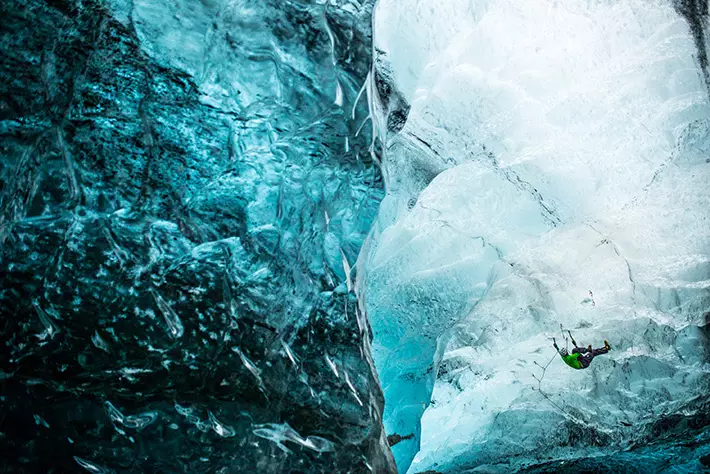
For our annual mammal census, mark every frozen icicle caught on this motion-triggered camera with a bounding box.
[105,401,124,424]
[208,411,235,438]
[343,371,363,407]
[33,302,59,339]
[353,74,369,120]
[280,339,299,368]
[248,267,270,282]
[74,456,112,473]
[322,3,344,107]
[105,401,157,431]
[325,354,339,378]
[341,249,353,293]
[354,114,371,138]
[124,412,158,430]
[233,347,268,397]
[252,422,335,454]
[151,290,184,339]
[323,5,337,67]
[253,424,293,454]
[303,435,335,453]
[335,81,344,107]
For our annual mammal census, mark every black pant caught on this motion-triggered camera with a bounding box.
[573,346,608,368]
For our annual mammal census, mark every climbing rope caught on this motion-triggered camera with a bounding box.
[530,324,575,418]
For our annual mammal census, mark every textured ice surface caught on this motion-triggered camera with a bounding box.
[0,0,395,472]
[362,0,710,472]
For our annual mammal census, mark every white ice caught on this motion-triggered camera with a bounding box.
[361,0,710,472]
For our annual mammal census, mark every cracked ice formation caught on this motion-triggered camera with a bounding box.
[0,0,395,472]
[362,0,710,472]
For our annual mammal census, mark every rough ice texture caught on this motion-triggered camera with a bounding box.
[361,0,710,472]
[0,0,395,472]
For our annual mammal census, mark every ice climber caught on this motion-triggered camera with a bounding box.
[553,331,611,369]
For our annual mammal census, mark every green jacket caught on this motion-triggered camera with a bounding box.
[561,352,583,369]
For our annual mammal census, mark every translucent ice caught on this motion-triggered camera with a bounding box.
[362,0,710,471]
[0,0,393,471]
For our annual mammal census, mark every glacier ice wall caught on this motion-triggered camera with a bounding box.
[361,0,710,472]
[0,0,396,472]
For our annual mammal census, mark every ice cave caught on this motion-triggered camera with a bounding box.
[0,0,708,473]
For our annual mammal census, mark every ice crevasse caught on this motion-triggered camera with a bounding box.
[358,0,710,472]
